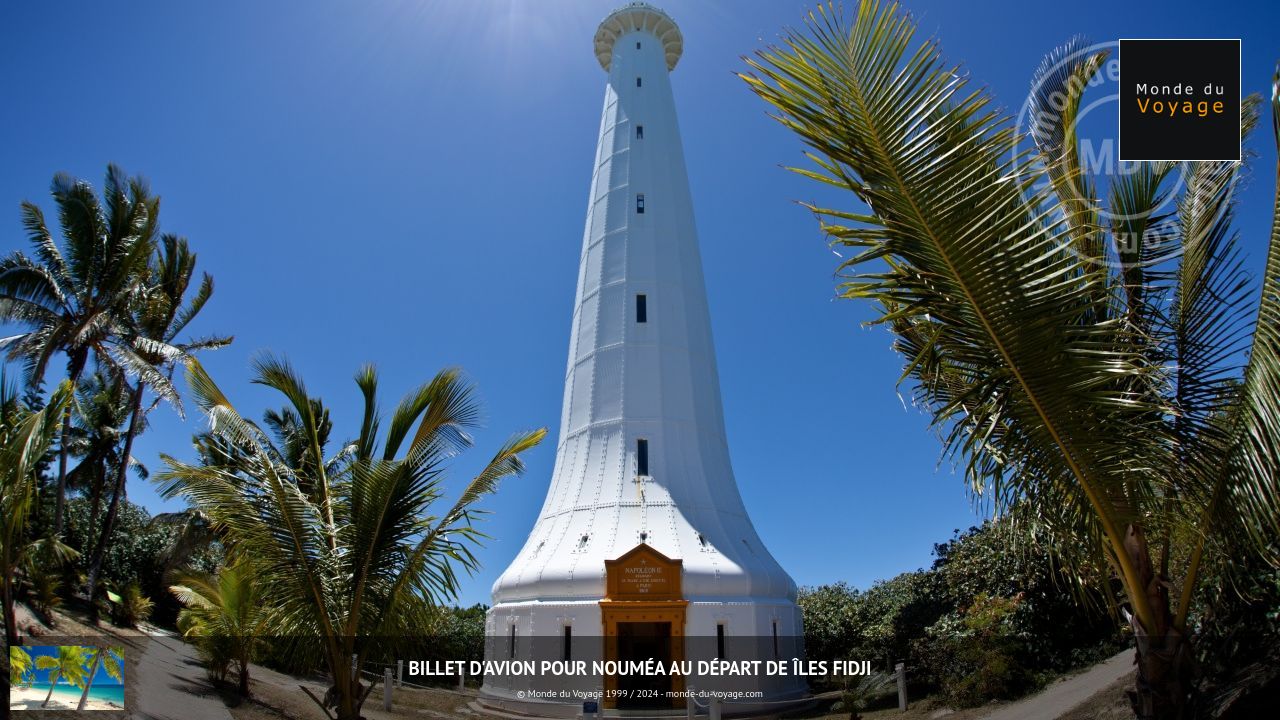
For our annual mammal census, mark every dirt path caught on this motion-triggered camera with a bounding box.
[976,649,1134,720]
[132,628,236,720]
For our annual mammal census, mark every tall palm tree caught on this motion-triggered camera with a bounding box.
[0,381,74,646]
[0,165,159,536]
[76,646,123,711]
[85,235,230,623]
[742,4,1280,718]
[171,561,267,697]
[35,644,88,707]
[157,357,545,720]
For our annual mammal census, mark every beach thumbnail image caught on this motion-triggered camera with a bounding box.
[9,645,124,711]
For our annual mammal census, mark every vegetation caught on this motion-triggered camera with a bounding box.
[36,645,89,707]
[171,561,268,696]
[10,645,34,686]
[77,646,124,711]
[1,166,538,719]
[799,519,1124,706]
[83,234,231,623]
[0,167,166,537]
[157,357,544,719]
[744,3,1280,717]
[0,380,73,644]
[0,165,230,635]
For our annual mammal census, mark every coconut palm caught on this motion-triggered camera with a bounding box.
[157,356,545,720]
[35,645,88,707]
[742,3,1280,718]
[76,646,123,711]
[1,381,74,646]
[85,235,231,623]
[9,645,34,686]
[0,165,160,536]
[171,561,267,697]
[65,371,136,535]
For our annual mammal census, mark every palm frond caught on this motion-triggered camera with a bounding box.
[742,0,1171,627]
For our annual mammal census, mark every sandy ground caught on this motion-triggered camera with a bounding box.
[976,650,1134,720]
[12,599,148,641]
[8,685,124,711]
[1055,673,1135,720]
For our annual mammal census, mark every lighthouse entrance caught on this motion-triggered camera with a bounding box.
[601,545,688,709]
[615,621,673,708]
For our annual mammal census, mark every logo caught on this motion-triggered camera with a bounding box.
[1118,39,1241,161]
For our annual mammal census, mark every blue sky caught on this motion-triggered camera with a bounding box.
[25,647,124,686]
[3,1,1278,608]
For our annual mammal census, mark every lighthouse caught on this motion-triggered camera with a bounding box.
[478,4,808,715]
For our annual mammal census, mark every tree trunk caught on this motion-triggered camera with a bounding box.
[78,651,101,710]
[3,570,19,646]
[86,381,145,626]
[238,660,250,697]
[1130,625,1197,720]
[42,675,59,707]
[52,349,89,537]
[329,655,363,720]
[1124,524,1196,719]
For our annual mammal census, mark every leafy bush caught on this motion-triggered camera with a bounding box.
[799,572,948,672]
[22,565,63,625]
[797,582,861,667]
[799,518,1126,706]
[930,522,1124,674]
[65,498,173,594]
[1193,543,1280,718]
[62,497,221,625]
[108,582,154,628]
[915,594,1037,707]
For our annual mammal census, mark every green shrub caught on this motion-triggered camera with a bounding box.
[22,565,63,626]
[108,582,154,628]
[1193,542,1280,718]
[799,572,948,673]
[799,518,1125,704]
[916,593,1037,708]
[63,497,221,625]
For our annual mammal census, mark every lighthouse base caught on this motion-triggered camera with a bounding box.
[477,599,810,719]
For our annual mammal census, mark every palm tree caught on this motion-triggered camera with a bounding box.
[35,645,88,707]
[171,561,267,697]
[157,357,545,720]
[742,4,1280,718]
[76,646,123,711]
[85,235,231,623]
[0,381,74,646]
[0,165,159,536]
[9,645,34,686]
[65,371,136,535]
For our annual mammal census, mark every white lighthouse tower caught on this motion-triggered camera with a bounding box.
[478,4,807,715]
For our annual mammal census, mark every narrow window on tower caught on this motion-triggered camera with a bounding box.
[636,76,642,87]
[636,193,645,214]
[562,625,573,661]
[637,438,649,476]
[636,41,641,49]
[636,294,647,323]
[772,620,780,660]
[636,125,644,139]
[508,624,516,659]
[716,623,727,660]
